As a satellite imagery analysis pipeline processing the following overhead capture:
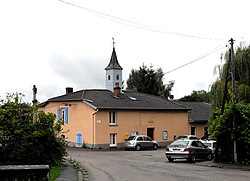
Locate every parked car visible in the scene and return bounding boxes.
[201,140,217,156]
[176,135,199,140]
[124,135,159,151]
[165,139,213,162]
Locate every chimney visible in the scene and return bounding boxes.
[113,83,121,97]
[66,87,73,94]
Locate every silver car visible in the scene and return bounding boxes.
[124,135,159,151]
[165,140,213,162]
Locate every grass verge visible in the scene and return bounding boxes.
[50,162,62,181]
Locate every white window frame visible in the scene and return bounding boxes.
[131,131,138,136]
[110,133,117,147]
[109,111,116,125]
[162,131,168,140]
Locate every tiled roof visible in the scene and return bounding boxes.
[40,89,189,111]
[175,101,212,123]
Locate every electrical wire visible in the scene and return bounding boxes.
[58,0,225,42]
[165,44,228,74]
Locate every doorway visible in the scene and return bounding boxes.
[147,128,154,140]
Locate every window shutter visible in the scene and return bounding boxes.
[64,107,68,124]
[57,108,60,122]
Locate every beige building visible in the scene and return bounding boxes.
[39,47,211,148]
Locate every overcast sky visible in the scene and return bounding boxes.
[1,0,250,103]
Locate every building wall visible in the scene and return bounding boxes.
[93,110,190,148]
[42,102,190,149]
[105,69,122,92]
[41,101,95,147]
[190,122,207,139]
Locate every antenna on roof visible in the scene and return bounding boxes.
[112,37,115,48]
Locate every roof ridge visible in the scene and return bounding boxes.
[170,100,191,109]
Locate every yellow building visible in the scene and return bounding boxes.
[39,46,210,148]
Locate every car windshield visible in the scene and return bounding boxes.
[127,136,136,141]
[169,140,189,148]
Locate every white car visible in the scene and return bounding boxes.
[176,135,199,140]
[124,135,159,151]
[201,140,216,155]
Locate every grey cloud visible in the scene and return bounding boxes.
[48,55,107,90]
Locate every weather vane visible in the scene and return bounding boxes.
[112,37,115,48]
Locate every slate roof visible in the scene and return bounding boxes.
[40,89,190,111]
[105,48,123,70]
[175,101,212,123]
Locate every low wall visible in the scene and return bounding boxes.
[0,165,50,180]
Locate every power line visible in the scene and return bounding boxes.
[165,44,227,74]
[58,0,225,42]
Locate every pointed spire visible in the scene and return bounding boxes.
[105,38,123,70]
[112,37,115,48]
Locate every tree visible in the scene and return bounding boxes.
[209,101,250,163]
[179,90,210,102]
[0,93,67,166]
[209,45,250,163]
[210,45,250,107]
[126,64,174,99]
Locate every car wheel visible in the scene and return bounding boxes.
[153,144,158,150]
[207,153,213,161]
[188,154,196,163]
[135,145,141,151]
[168,158,174,162]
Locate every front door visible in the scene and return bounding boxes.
[147,128,154,140]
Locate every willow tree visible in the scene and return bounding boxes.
[210,45,250,163]
[210,45,250,107]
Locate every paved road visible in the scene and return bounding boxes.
[67,148,250,181]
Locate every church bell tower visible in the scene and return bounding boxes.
[105,38,123,92]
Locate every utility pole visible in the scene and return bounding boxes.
[229,38,237,163]
[32,85,38,123]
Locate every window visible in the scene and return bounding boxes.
[110,133,117,147]
[191,127,196,135]
[197,141,205,148]
[162,131,168,140]
[57,107,68,124]
[116,75,119,80]
[131,131,138,136]
[191,141,198,147]
[204,127,208,136]
[76,133,82,147]
[108,75,111,80]
[137,137,143,141]
[143,136,152,141]
[109,112,116,125]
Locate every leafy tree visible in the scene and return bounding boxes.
[210,45,250,107]
[126,64,174,99]
[179,90,210,102]
[209,45,250,163]
[209,101,250,163]
[0,93,67,166]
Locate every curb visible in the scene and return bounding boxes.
[195,161,250,171]
[68,158,89,181]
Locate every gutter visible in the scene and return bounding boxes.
[91,109,99,148]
